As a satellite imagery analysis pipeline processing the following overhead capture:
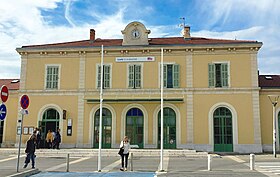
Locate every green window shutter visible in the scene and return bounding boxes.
[53,67,58,89]
[221,63,228,87]
[163,65,167,88]
[173,64,180,88]
[46,67,51,88]
[128,65,134,88]
[208,64,215,87]
[104,65,110,88]
[135,65,141,88]
[97,65,101,88]
[46,66,59,89]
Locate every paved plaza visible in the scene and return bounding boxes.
[0,148,279,176]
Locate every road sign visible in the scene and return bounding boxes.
[20,95,29,109]
[0,104,7,120]
[1,85,9,103]
[20,109,29,115]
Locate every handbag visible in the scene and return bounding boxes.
[118,141,124,155]
[118,147,124,155]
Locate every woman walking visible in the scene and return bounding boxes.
[119,136,130,171]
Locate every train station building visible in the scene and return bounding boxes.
[1,21,279,153]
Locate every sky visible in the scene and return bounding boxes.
[0,0,279,79]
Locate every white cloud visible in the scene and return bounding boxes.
[0,0,279,79]
[195,0,280,74]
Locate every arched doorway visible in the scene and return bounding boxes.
[93,108,112,148]
[40,108,60,148]
[158,107,176,149]
[126,108,144,148]
[213,107,233,152]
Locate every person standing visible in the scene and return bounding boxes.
[45,130,54,149]
[119,136,130,171]
[35,127,41,149]
[54,129,61,149]
[23,135,36,169]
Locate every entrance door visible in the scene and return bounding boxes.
[40,108,60,148]
[126,108,144,148]
[93,108,112,148]
[213,107,233,152]
[158,108,176,149]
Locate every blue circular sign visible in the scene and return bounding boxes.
[0,104,7,120]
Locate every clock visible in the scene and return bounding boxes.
[131,29,141,39]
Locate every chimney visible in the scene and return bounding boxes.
[90,29,95,41]
[182,26,191,39]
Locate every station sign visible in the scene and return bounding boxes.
[116,56,155,62]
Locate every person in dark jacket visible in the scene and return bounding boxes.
[23,134,36,168]
[53,128,61,149]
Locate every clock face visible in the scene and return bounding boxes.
[131,29,141,39]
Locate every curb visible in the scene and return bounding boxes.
[6,169,40,177]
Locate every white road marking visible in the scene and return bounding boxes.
[226,156,245,163]
[0,155,25,163]
[157,153,169,172]
[45,157,90,171]
[101,159,120,172]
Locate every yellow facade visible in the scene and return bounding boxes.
[2,21,277,153]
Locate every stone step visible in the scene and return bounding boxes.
[0,148,208,157]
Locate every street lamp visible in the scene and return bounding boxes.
[268,95,279,158]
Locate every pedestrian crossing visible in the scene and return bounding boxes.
[255,162,280,176]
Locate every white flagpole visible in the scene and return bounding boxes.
[160,48,164,171]
[98,45,104,172]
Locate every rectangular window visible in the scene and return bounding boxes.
[97,65,111,88]
[128,64,141,88]
[163,64,180,88]
[208,63,228,87]
[46,66,59,89]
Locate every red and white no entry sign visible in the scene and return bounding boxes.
[20,95,29,109]
[1,85,9,103]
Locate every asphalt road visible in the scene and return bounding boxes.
[0,152,279,176]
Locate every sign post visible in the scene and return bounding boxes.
[16,95,30,172]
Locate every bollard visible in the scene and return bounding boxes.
[66,153,70,172]
[130,153,133,171]
[208,154,212,171]
[250,154,255,170]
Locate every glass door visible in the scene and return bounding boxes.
[158,108,176,149]
[126,108,144,148]
[93,108,112,148]
[214,107,233,152]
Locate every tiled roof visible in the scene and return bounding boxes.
[21,37,260,49]
[0,79,20,90]
[259,75,280,88]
